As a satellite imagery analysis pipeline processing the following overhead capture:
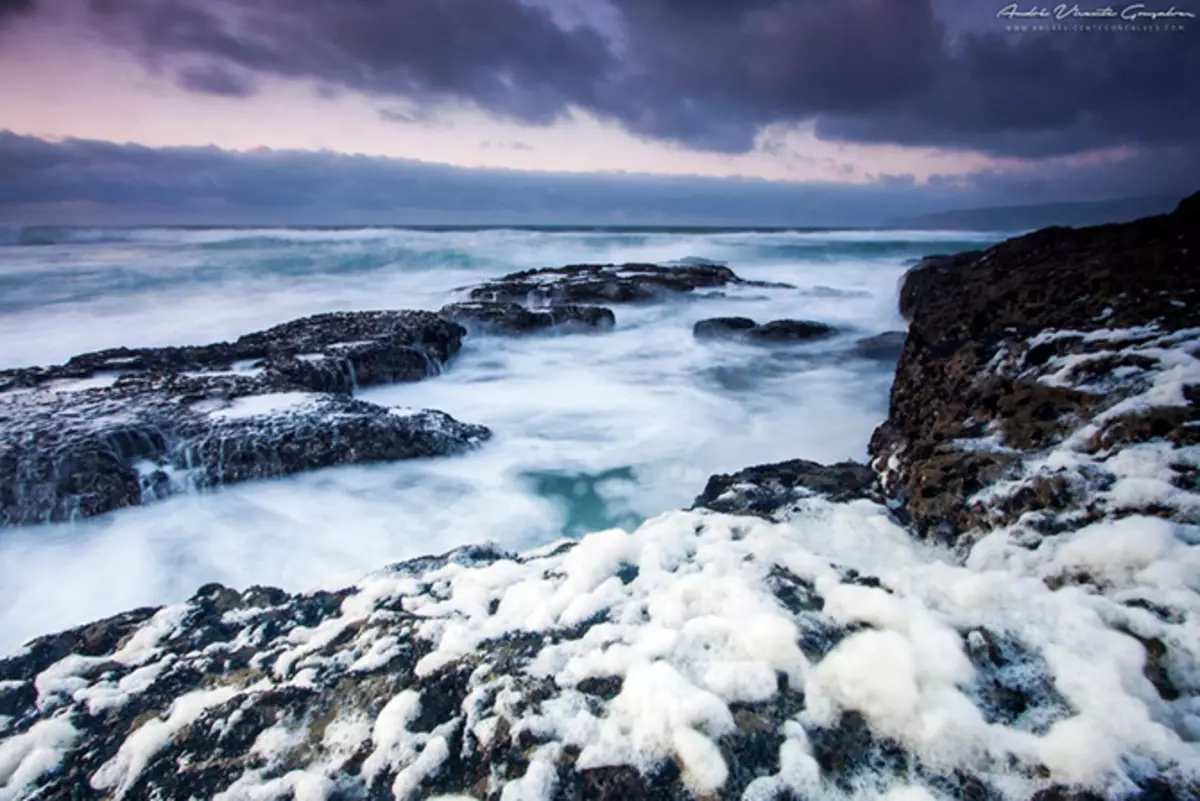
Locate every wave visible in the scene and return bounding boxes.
[0,224,1006,249]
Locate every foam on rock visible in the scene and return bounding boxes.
[465,263,794,306]
[1,502,1195,799]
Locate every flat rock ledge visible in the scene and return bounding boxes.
[0,311,490,525]
[466,262,794,306]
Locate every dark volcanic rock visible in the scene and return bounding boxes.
[1,311,466,396]
[467,262,793,306]
[440,301,615,335]
[693,317,838,345]
[852,331,907,361]
[693,458,877,519]
[870,193,1200,544]
[0,311,489,525]
[692,316,758,340]
[745,319,837,343]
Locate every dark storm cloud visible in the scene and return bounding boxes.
[33,0,1192,160]
[594,0,946,151]
[816,25,1200,158]
[0,0,34,23]
[602,0,1200,156]
[0,132,1195,226]
[84,0,613,125]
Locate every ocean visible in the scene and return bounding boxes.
[0,225,1004,652]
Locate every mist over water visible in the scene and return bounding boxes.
[0,226,1003,651]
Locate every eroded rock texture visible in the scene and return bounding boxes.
[8,507,1188,801]
[440,301,615,335]
[0,312,489,525]
[467,263,792,306]
[870,194,1200,546]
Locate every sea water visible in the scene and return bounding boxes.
[0,226,1003,651]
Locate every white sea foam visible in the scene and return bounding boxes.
[13,502,1184,798]
[209,392,322,421]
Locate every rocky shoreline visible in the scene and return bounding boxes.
[1,197,1199,799]
[0,311,488,525]
[0,263,794,527]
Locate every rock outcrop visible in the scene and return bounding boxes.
[467,263,793,306]
[692,459,878,518]
[693,317,838,344]
[0,312,489,525]
[439,301,615,335]
[869,192,1200,547]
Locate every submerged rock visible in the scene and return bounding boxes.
[746,319,838,343]
[692,316,758,340]
[467,262,793,306]
[440,301,615,335]
[693,317,838,344]
[0,311,489,525]
[851,330,907,361]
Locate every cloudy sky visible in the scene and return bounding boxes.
[0,0,1197,224]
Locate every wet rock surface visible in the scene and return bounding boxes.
[467,263,793,306]
[0,311,489,525]
[851,330,907,361]
[692,458,878,519]
[439,301,615,335]
[692,316,759,340]
[870,193,1200,544]
[693,316,838,344]
[2,310,466,395]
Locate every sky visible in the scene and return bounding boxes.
[0,0,1198,225]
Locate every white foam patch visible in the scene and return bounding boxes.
[90,686,240,797]
[0,716,79,801]
[4,496,1198,797]
[359,691,455,799]
[320,506,1193,795]
[209,392,322,420]
[41,373,124,393]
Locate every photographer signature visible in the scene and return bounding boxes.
[997,3,1195,20]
